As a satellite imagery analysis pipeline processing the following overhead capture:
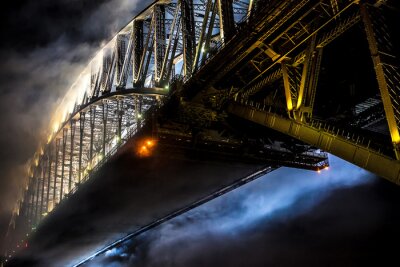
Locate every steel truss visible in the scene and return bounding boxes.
[11,0,251,233]
[218,0,400,181]
[15,0,250,231]
[8,0,399,261]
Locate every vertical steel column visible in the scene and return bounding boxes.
[68,120,76,193]
[118,21,135,88]
[46,144,52,213]
[89,106,96,161]
[135,96,143,130]
[217,0,235,43]
[90,63,101,99]
[181,0,196,76]
[116,35,127,85]
[78,112,86,183]
[60,128,68,201]
[361,4,400,158]
[25,186,30,219]
[303,47,323,118]
[32,170,40,226]
[201,1,218,66]
[164,23,181,82]
[247,0,255,17]
[28,176,35,227]
[39,159,46,220]
[108,45,118,93]
[142,26,155,86]
[101,51,112,92]
[21,190,27,224]
[160,3,181,83]
[133,20,144,86]
[193,0,213,72]
[34,167,41,226]
[133,16,154,86]
[296,35,317,111]
[281,62,295,112]
[102,102,108,156]
[53,138,61,206]
[117,100,123,143]
[154,4,166,84]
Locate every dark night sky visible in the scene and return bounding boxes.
[1,0,400,266]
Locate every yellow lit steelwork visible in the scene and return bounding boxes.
[229,103,400,185]
[281,62,294,111]
[361,4,400,158]
[11,1,400,257]
[52,123,59,133]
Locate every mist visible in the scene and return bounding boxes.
[2,1,400,266]
[84,155,400,267]
[0,0,152,255]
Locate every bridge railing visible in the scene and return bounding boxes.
[234,98,395,160]
[307,119,393,157]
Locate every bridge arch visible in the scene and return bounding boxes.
[5,0,400,263]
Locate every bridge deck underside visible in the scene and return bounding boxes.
[229,103,400,185]
[10,138,270,266]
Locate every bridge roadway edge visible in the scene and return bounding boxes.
[8,131,273,266]
[229,103,400,185]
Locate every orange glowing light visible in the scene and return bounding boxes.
[136,138,157,157]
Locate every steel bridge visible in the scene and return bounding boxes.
[4,0,400,264]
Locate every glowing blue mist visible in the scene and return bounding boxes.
[96,155,375,266]
[148,155,372,241]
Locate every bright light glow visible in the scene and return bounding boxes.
[53,123,59,133]
[136,138,157,157]
[137,114,142,119]
[48,201,54,212]
[146,140,154,147]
